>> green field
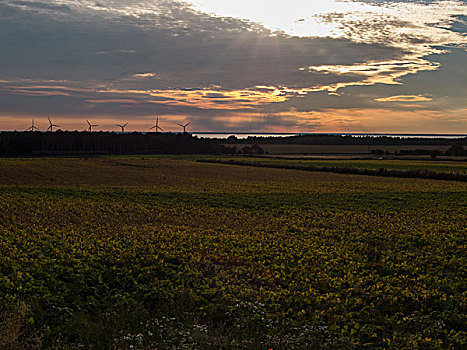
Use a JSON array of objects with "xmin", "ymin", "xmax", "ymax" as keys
[
  {"xmin": 212, "ymin": 157, "xmax": 467, "ymax": 174},
  {"xmin": 228, "ymin": 144, "xmax": 452, "ymax": 155},
  {"xmin": 1, "ymin": 157, "xmax": 466, "ymax": 349}
]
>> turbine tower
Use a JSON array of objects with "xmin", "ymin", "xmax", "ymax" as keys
[
  {"xmin": 177, "ymin": 122, "xmax": 190, "ymax": 133},
  {"xmin": 47, "ymin": 117, "xmax": 60, "ymax": 132},
  {"xmin": 86, "ymin": 119, "xmax": 98, "ymax": 132},
  {"xmin": 116, "ymin": 122, "xmax": 128, "ymax": 133},
  {"xmin": 26, "ymin": 119, "xmax": 39, "ymax": 132},
  {"xmin": 150, "ymin": 117, "xmax": 163, "ymax": 133}
]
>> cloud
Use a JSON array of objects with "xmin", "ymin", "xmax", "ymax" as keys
[
  {"xmin": 375, "ymin": 95, "xmax": 432, "ymax": 102},
  {"xmin": 0, "ymin": 1, "xmax": 403, "ymax": 87},
  {"xmin": 85, "ymin": 99, "xmax": 141, "ymax": 104},
  {"xmin": 304, "ymin": 58, "xmax": 440, "ymax": 92},
  {"xmin": 93, "ymin": 87, "xmax": 288, "ymax": 110},
  {"xmin": 298, "ymin": 107, "xmax": 467, "ymax": 134},
  {"xmin": 314, "ymin": 1, "xmax": 467, "ymax": 51},
  {"xmin": 132, "ymin": 73, "xmax": 157, "ymax": 79},
  {"xmin": 8, "ymin": 0, "xmax": 71, "ymax": 13}
]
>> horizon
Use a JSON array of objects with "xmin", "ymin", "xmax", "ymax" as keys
[{"xmin": 1, "ymin": 129, "xmax": 466, "ymax": 138}]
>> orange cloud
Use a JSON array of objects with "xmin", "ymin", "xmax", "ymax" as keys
[
  {"xmin": 305, "ymin": 58, "xmax": 440, "ymax": 92},
  {"xmin": 303, "ymin": 108, "xmax": 467, "ymax": 134},
  {"xmin": 375, "ymin": 95, "xmax": 432, "ymax": 102},
  {"xmin": 97, "ymin": 87, "xmax": 297, "ymax": 110},
  {"xmin": 0, "ymin": 82, "xmax": 89, "ymax": 97},
  {"xmin": 204, "ymin": 107, "xmax": 466, "ymax": 134},
  {"xmin": 85, "ymin": 99, "xmax": 141, "ymax": 104},
  {"xmin": 1, "ymin": 87, "xmax": 72, "ymax": 97}
]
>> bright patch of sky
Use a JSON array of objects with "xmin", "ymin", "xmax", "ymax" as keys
[
  {"xmin": 189, "ymin": 0, "xmax": 377, "ymax": 37},
  {"xmin": 190, "ymin": 0, "xmax": 466, "ymax": 49}
]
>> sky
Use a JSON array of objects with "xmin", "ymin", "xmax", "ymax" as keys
[{"xmin": 0, "ymin": 0, "xmax": 466, "ymax": 133}]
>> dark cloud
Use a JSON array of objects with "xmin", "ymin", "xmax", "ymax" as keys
[
  {"xmin": 0, "ymin": 0, "xmax": 403, "ymax": 87},
  {"xmin": 9, "ymin": 0, "xmax": 70, "ymax": 12}
]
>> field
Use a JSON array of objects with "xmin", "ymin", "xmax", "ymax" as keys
[
  {"xmin": 226, "ymin": 144, "xmax": 451, "ymax": 155},
  {"xmin": 205, "ymin": 157, "xmax": 467, "ymax": 175},
  {"xmin": 0, "ymin": 157, "xmax": 466, "ymax": 349}
]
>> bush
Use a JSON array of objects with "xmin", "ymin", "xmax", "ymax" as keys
[{"xmin": 445, "ymin": 143, "xmax": 466, "ymax": 156}]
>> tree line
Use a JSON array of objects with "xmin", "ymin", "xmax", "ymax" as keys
[
  {"xmin": 0, "ymin": 132, "xmax": 236, "ymax": 156},
  {"xmin": 224, "ymin": 134, "xmax": 467, "ymax": 146}
]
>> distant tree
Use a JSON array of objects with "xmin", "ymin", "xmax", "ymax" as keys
[
  {"xmin": 241, "ymin": 146, "xmax": 252, "ymax": 155},
  {"xmin": 445, "ymin": 143, "xmax": 466, "ymax": 156},
  {"xmin": 251, "ymin": 144, "xmax": 265, "ymax": 154},
  {"xmin": 241, "ymin": 144, "xmax": 264, "ymax": 155},
  {"xmin": 226, "ymin": 135, "xmax": 238, "ymax": 143}
]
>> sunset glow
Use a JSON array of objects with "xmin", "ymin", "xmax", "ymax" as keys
[{"xmin": 0, "ymin": 0, "xmax": 465, "ymax": 132}]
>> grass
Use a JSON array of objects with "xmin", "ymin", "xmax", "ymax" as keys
[
  {"xmin": 227, "ymin": 144, "xmax": 451, "ymax": 155},
  {"xmin": 198, "ymin": 157, "xmax": 467, "ymax": 182},
  {"xmin": 214, "ymin": 157, "xmax": 467, "ymax": 173},
  {"xmin": 0, "ymin": 156, "xmax": 466, "ymax": 349}
]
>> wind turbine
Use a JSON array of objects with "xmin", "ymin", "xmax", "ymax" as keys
[
  {"xmin": 116, "ymin": 122, "xmax": 128, "ymax": 133},
  {"xmin": 26, "ymin": 119, "xmax": 39, "ymax": 132},
  {"xmin": 177, "ymin": 122, "xmax": 190, "ymax": 133},
  {"xmin": 86, "ymin": 119, "xmax": 98, "ymax": 132},
  {"xmin": 150, "ymin": 117, "xmax": 163, "ymax": 133},
  {"xmin": 47, "ymin": 117, "xmax": 60, "ymax": 132}
]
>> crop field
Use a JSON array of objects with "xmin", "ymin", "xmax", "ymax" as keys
[
  {"xmin": 258, "ymin": 158, "xmax": 467, "ymax": 174},
  {"xmin": 226, "ymin": 144, "xmax": 451, "ymax": 155},
  {"xmin": 0, "ymin": 157, "xmax": 466, "ymax": 349},
  {"xmin": 205, "ymin": 157, "xmax": 467, "ymax": 175}
]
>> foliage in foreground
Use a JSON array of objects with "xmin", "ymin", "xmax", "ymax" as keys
[{"xmin": 0, "ymin": 158, "xmax": 466, "ymax": 349}]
